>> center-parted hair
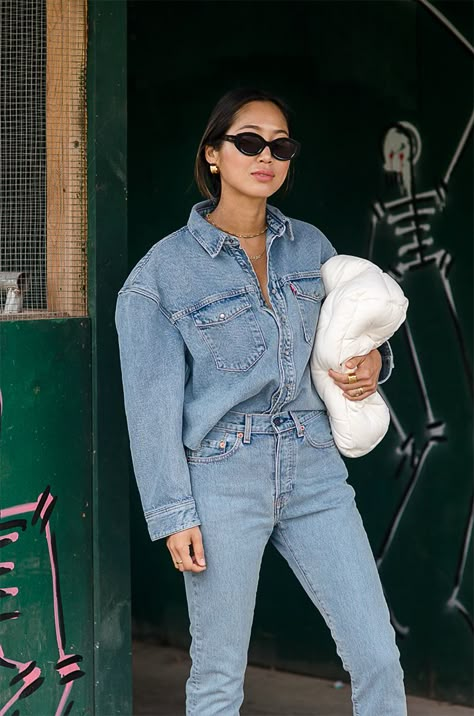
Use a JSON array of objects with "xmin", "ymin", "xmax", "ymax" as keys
[{"xmin": 194, "ymin": 88, "xmax": 296, "ymax": 200}]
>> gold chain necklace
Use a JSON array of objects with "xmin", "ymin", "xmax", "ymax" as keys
[
  {"xmin": 246, "ymin": 249, "xmax": 266, "ymax": 261},
  {"xmin": 206, "ymin": 213, "xmax": 267, "ymax": 239}
]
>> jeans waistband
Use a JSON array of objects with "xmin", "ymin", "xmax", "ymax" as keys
[{"xmin": 214, "ymin": 408, "xmax": 324, "ymax": 443}]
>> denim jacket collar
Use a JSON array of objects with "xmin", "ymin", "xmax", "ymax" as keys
[{"xmin": 187, "ymin": 199, "xmax": 294, "ymax": 258}]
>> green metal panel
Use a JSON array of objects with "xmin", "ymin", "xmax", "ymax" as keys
[
  {"xmin": 127, "ymin": 0, "xmax": 473, "ymax": 705},
  {"xmin": 0, "ymin": 319, "xmax": 93, "ymax": 714},
  {"xmin": 87, "ymin": 1, "xmax": 132, "ymax": 714}
]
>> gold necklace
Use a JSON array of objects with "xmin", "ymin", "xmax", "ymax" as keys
[
  {"xmin": 206, "ymin": 213, "xmax": 267, "ymax": 239},
  {"xmin": 247, "ymin": 249, "xmax": 266, "ymax": 261}
]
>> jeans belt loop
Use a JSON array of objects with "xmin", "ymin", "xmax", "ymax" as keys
[
  {"xmin": 243, "ymin": 414, "xmax": 252, "ymax": 444},
  {"xmin": 289, "ymin": 410, "xmax": 305, "ymax": 437}
]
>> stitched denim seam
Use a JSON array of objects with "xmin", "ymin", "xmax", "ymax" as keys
[
  {"xmin": 193, "ymin": 303, "xmax": 267, "ymax": 372},
  {"xmin": 280, "ymin": 270, "xmax": 321, "ymax": 281},
  {"xmin": 289, "ymin": 288, "xmax": 322, "ymax": 343},
  {"xmin": 118, "ymin": 286, "xmax": 160, "ymax": 305},
  {"xmin": 199, "ymin": 328, "xmax": 266, "ymax": 373},
  {"xmin": 302, "ymin": 412, "xmax": 336, "ymax": 448},
  {"xmin": 186, "ymin": 434, "xmax": 243, "ymax": 463},
  {"xmin": 188, "ymin": 572, "xmax": 202, "ymax": 714},
  {"xmin": 213, "ymin": 410, "xmax": 323, "ymax": 434},
  {"xmin": 304, "ymin": 433, "xmax": 336, "ymax": 449},
  {"xmin": 295, "ymin": 291, "xmax": 323, "ymax": 303},
  {"xmin": 172, "ymin": 287, "xmax": 254, "ymax": 322},
  {"xmin": 123, "ymin": 227, "xmax": 188, "ymax": 284},
  {"xmin": 117, "ymin": 286, "xmax": 177, "ymax": 325},
  {"xmin": 266, "ymin": 206, "xmax": 290, "ymax": 237},
  {"xmin": 194, "ymin": 303, "xmax": 251, "ymax": 326},
  {"xmin": 144, "ymin": 499, "xmax": 195, "ymax": 519},
  {"xmin": 295, "ymin": 298, "xmax": 313, "ymax": 344}
]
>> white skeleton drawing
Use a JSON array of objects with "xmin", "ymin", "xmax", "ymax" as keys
[{"xmin": 367, "ymin": 0, "xmax": 473, "ymax": 638}]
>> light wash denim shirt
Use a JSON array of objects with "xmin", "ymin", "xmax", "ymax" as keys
[{"xmin": 115, "ymin": 199, "xmax": 393, "ymax": 541}]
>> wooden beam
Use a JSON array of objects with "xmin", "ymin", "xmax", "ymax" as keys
[{"xmin": 46, "ymin": 0, "xmax": 87, "ymax": 316}]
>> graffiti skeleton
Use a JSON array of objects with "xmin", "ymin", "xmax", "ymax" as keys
[
  {"xmin": 0, "ymin": 486, "xmax": 85, "ymax": 715},
  {"xmin": 367, "ymin": 0, "xmax": 473, "ymax": 637}
]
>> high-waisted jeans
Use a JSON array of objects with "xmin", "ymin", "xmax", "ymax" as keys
[{"xmin": 182, "ymin": 408, "xmax": 407, "ymax": 716}]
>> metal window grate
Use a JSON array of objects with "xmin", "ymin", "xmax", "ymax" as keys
[{"xmin": 0, "ymin": 0, "xmax": 88, "ymax": 320}]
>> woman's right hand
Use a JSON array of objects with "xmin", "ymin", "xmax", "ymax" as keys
[{"xmin": 166, "ymin": 526, "xmax": 207, "ymax": 573}]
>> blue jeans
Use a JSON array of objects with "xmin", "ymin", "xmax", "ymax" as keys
[{"xmin": 183, "ymin": 408, "xmax": 407, "ymax": 716}]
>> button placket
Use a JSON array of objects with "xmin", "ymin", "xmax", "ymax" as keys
[
  {"xmin": 228, "ymin": 236, "xmax": 277, "ymax": 315},
  {"xmin": 267, "ymin": 272, "xmax": 298, "ymax": 411},
  {"xmin": 271, "ymin": 308, "xmax": 296, "ymax": 409}
]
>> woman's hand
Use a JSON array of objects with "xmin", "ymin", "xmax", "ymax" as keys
[
  {"xmin": 166, "ymin": 526, "xmax": 207, "ymax": 573},
  {"xmin": 328, "ymin": 349, "xmax": 382, "ymax": 401}
]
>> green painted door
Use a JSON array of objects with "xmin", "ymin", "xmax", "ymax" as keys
[{"xmin": 0, "ymin": 319, "xmax": 93, "ymax": 714}]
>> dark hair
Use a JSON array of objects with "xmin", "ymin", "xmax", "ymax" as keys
[{"xmin": 194, "ymin": 88, "xmax": 296, "ymax": 200}]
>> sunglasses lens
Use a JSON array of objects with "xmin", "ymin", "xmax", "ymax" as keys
[
  {"xmin": 234, "ymin": 133, "xmax": 266, "ymax": 155},
  {"xmin": 230, "ymin": 133, "xmax": 300, "ymax": 160},
  {"xmin": 271, "ymin": 139, "xmax": 299, "ymax": 160}
]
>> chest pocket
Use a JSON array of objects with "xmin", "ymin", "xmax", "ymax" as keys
[
  {"xmin": 191, "ymin": 292, "xmax": 266, "ymax": 372},
  {"xmin": 287, "ymin": 276, "xmax": 325, "ymax": 344}
]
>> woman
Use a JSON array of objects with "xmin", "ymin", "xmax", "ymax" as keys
[{"xmin": 115, "ymin": 88, "xmax": 407, "ymax": 716}]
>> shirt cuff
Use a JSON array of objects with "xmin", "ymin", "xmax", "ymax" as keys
[
  {"xmin": 144, "ymin": 499, "xmax": 201, "ymax": 541},
  {"xmin": 377, "ymin": 341, "xmax": 394, "ymax": 385}
]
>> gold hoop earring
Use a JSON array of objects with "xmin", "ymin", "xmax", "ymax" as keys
[{"xmin": 210, "ymin": 164, "xmax": 219, "ymax": 175}]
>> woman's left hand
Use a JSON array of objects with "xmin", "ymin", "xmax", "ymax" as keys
[{"xmin": 328, "ymin": 349, "xmax": 382, "ymax": 401}]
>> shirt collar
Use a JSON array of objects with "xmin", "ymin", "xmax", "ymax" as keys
[{"xmin": 187, "ymin": 199, "xmax": 294, "ymax": 258}]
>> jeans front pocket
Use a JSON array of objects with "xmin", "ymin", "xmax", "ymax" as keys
[
  {"xmin": 185, "ymin": 427, "xmax": 244, "ymax": 463},
  {"xmin": 288, "ymin": 276, "xmax": 324, "ymax": 344},
  {"xmin": 192, "ymin": 292, "xmax": 266, "ymax": 371},
  {"xmin": 302, "ymin": 410, "xmax": 336, "ymax": 449}
]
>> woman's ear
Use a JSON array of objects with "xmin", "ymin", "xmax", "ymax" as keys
[{"xmin": 204, "ymin": 144, "xmax": 218, "ymax": 165}]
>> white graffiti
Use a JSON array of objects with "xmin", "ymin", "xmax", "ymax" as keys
[{"xmin": 367, "ymin": 0, "xmax": 473, "ymax": 637}]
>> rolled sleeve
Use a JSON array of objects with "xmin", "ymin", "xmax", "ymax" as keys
[
  {"xmin": 115, "ymin": 287, "xmax": 201, "ymax": 541},
  {"xmin": 377, "ymin": 340, "xmax": 394, "ymax": 384}
]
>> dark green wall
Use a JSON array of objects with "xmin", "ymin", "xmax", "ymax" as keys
[{"xmin": 127, "ymin": 0, "xmax": 473, "ymax": 705}]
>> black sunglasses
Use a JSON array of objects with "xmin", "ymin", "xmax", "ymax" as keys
[{"xmin": 223, "ymin": 132, "xmax": 301, "ymax": 161}]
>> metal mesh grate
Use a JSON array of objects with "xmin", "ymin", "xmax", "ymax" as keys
[{"xmin": 0, "ymin": 0, "xmax": 87, "ymax": 320}]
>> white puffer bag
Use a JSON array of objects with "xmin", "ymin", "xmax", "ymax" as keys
[{"xmin": 310, "ymin": 255, "xmax": 408, "ymax": 458}]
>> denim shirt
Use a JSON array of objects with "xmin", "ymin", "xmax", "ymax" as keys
[{"xmin": 115, "ymin": 199, "xmax": 393, "ymax": 541}]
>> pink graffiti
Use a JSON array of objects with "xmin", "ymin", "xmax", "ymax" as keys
[
  {"xmin": 0, "ymin": 646, "xmax": 43, "ymax": 715},
  {"xmin": 0, "ymin": 487, "xmax": 84, "ymax": 715}
]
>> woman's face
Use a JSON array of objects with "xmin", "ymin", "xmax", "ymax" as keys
[{"xmin": 205, "ymin": 101, "xmax": 291, "ymax": 201}]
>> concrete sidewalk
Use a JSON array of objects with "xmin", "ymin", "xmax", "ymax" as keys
[{"xmin": 133, "ymin": 641, "xmax": 473, "ymax": 716}]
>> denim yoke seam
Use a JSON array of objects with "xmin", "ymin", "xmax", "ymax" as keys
[
  {"xmin": 118, "ymin": 285, "xmax": 176, "ymax": 327},
  {"xmin": 277, "ymin": 524, "xmax": 362, "ymax": 716}
]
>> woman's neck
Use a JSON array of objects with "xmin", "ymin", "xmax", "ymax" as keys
[{"xmin": 208, "ymin": 195, "xmax": 267, "ymax": 236}]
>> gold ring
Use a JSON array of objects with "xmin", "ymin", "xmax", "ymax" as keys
[
  {"xmin": 347, "ymin": 373, "xmax": 357, "ymax": 384},
  {"xmin": 175, "ymin": 560, "xmax": 183, "ymax": 565},
  {"xmin": 356, "ymin": 388, "xmax": 364, "ymax": 397}
]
